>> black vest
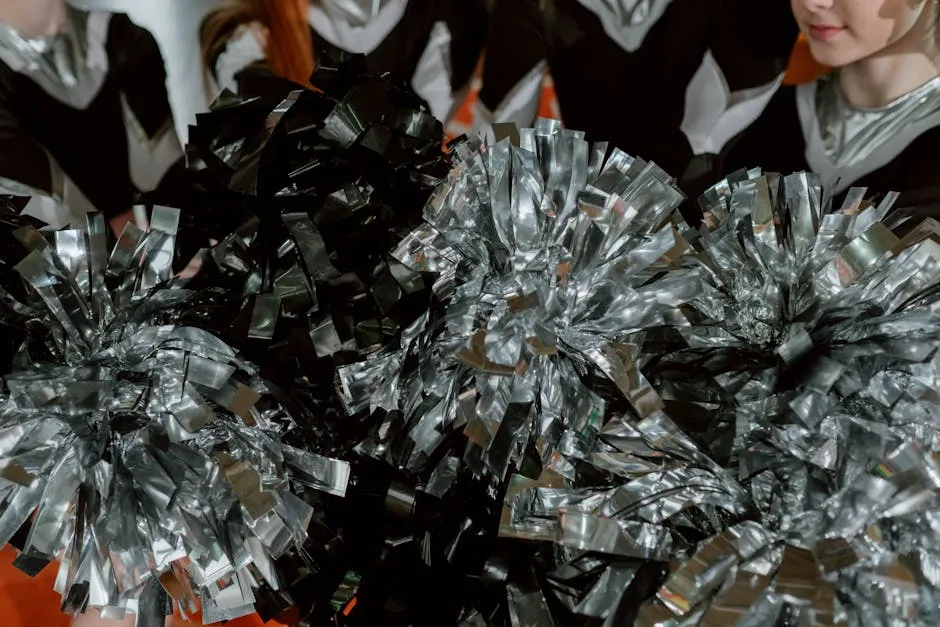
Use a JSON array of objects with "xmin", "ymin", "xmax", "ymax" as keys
[
  {"xmin": 0, "ymin": 13, "xmax": 174, "ymax": 217},
  {"xmin": 478, "ymin": 0, "xmax": 796, "ymax": 171}
]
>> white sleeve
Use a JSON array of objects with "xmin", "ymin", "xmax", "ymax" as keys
[
  {"xmin": 213, "ymin": 25, "xmax": 267, "ymax": 95},
  {"xmin": 0, "ymin": 151, "xmax": 96, "ymax": 230},
  {"xmin": 472, "ymin": 60, "xmax": 547, "ymax": 140},
  {"xmin": 412, "ymin": 21, "xmax": 457, "ymax": 123},
  {"xmin": 680, "ymin": 50, "xmax": 784, "ymax": 156},
  {"xmin": 17, "ymin": 172, "xmax": 97, "ymax": 231},
  {"xmin": 122, "ymin": 94, "xmax": 183, "ymax": 193}
]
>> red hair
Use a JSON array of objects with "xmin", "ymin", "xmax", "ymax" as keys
[
  {"xmin": 200, "ymin": 0, "xmax": 316, "ymax": 91},
  {"xmin": 263, "ymin": 0, "xmax": 315, "ymax": 87}
]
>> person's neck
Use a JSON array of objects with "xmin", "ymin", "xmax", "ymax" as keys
[
  {"xmin": 839, "ymin": 16, "xmax": 940, "ymax": 109},
  {"xmin": 840, "ymin": 52, "xmax": 940, "ymax": 109},
  {"xmin": 0, "ymin": 0, "xmax": 67, "ymax": 38}
]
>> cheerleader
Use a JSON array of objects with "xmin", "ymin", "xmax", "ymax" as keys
[
  {"xmin": 0, "ymin": 0, "xmax": 181, "ymax": 232},
  {"xmin": 200, "ymin": 0, "xmax": 488, "ymax": 123},
  {"xmin": 686, "ymin": 0, "xmax": 940, "ymax": 229},
  {"xmin": 476, "ymin": 0, "xmax": 798, "ymax": 176}
]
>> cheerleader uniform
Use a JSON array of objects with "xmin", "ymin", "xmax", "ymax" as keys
[
  {"xmin": 211, "ymin": 0, "xmax": 488, "ymax": 123},
  {"xmin": 684, "ymin": 73, "xmax": 940, "ymax": 230},
  {"xmin": 0, "ymin": 4, "xmax": 181, "ymax": 229},
  {"xmin": 477, "ymin": 0, "xmax": 797, "ymax": 176}
]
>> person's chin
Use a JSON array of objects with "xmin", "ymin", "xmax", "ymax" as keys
[{"xmin": 807, "ymin": 43, "xmax": 855, "ymax": 70}]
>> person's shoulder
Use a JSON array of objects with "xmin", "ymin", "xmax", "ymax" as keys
[
  {"xmin": 99, "ymin": 11, "xmax": 151, "ymax": 42},
  {"xmin": 743, "ymin": 82, "xmax": 800, "ymax": 135},
  {"xmin": 93, "ymin": 10, "xmax": 162, "ymax": 60},
  {"xmin": 721, "ymin": 83, "xmax": 805, "ymax": 175},
  {"xmin": 886, "ymin": 98, "xmax": 940, "ymax": 167},
  {"xmin": 906, "ymin": 122, "xmax": 940, "ymax": 148},
  {"xmin": 864, "ymin": 110, "xmax": 940, "ymax": 226},
  {"xmin": 767, "ymin": 83, "xmax": 800, "ymax": 110},
  {"xmin": 893, "ymin": 121, "xmax": 940, "ymax": 188},
  {"xmin": 91, "ymin": 10, "xmax": 168, "ymax": 79}
]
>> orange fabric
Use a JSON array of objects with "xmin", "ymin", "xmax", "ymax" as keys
[
  {"xmin": 169, "ymin": 606, "xmax": 272, "ymax": 627},
  {"xmin": 448, "ymin": 36, "xmax": 826, "ymax": 139},
  {"xmin": 784, "ymin": 34, "xmax": 829, "ymax": 85},
  {"xmin": 0, "ymin": 546, "xmax": 283, "ymax": 627},
  {"xmin": 0, "ymin": 546, "xmax": 70, "ymax": 627},
  {"xmin": 170, "ymin": 612, "xmax": 269, "ymax": 627},
  {"xmin": 446, "ymin": 74, "xmax": 560, "ymax": 140}
]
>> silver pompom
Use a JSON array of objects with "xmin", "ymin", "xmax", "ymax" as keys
[
  {"xmin": 458, "ymin": 166, "xmax": 940, "ymax": 625},
  {"xmin": 336, "ymin": 120, "xmax": 697, "ymax": 482},
  {"xmin": 0, "ymin": 209, "xmax": 349, "ymax": 624},
  {"xmin": 633, "ymin": 172, "xmax": 940, "ymax": 625}
]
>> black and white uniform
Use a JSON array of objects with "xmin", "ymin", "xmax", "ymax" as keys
[
  {"xmin": 0, "ymin": 4, "xmax": 181, "ymax": 229},
  {"xmin": 690, "ymin": 73, "xmax": 940, "ymax": 231},
  {"xmin": 212, "ymin": 0, "xmax": 488, "ymax": 123},
  {"xmin": 477, "ymin": 0, "xmax": 797, "ymax": 175}
]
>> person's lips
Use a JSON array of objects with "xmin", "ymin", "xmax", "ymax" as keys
[{"xmin": 808, "ymin": 24, "xmax": 846, "ymax": 41}]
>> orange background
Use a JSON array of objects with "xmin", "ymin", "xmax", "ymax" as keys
[{"xmin": 0, "ymin": 546, "xmax": 274, "ymax": 627}]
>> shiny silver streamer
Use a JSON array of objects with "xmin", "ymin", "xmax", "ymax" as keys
[
  {"xmin": 622, "ymin": 173, "xmax": 940, "ymax": 626},
  {"xmin": 0, "ymin": 210, "xmax": 349, "ymax": 624},
  {"xmin": 499, "ymin": 411, "xmax": 750, "ymax": 625},
  {"xmin": 482, "ymin": 170, "xmax": 940, "ymax": 625},
  {"xmin": 335, "ymin": 121, "xmax": 709, "ymax": 625},
  {"xmin": 337, "ymin": 120, "xmax": 695, "ymax": 481},
  {"xmin": 345, "ymin": 129, "xmax": 940, "ymax": 624}
]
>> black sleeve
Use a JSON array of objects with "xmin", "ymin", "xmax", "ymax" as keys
[
  {"xmin": 0, "ymin": 97, "xmax": 54, "ymax": 197},
  {"xmin": 720, "ymin": 86, "xmax": 804, "ymax": 174},
  {"xmin": 650, "ymin": 0, "xmax": 796, "ymax": 189},
  {"xmin": 441, "ymin": 0, "xmax": 488, "ymax": 91},
  {"xmin": 107, "ymin": 13, "xmax": 174, "ymax": 139},
  {"xmin": 676, "ymin": 86, "xmax": 805, "ymax": 222},
  {"xmin": 711, "ymin": 0, "xmax": 798, "ymax": 92},
  {"xmin": 477, "ymin": 0, "xmax": 546, "ymax": 112},
  {"xmin": 880, "ymin": 128, "xmax": 940, "ymax": 234}
]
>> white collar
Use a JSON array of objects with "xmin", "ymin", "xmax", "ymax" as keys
[
  {"xmin": 573, "ymin": 0, "xmax": 673, "ymax": 53},
  {"xmin": 308, "ymin": 0, "xmax": 409, "ymax": 55},
  {"xmin": 798, "ymin": 80, "xmax": 940, "ymax": 194},
  {"xmin": 0, "ymin": 8, "xmax": 109, "ymax": 74},
  {"xmin": 0, "ymin": 8, "xmax": 110, "ymax": 110}
]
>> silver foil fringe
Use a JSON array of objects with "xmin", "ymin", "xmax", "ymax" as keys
[
  {"xmin": 0, "ymin": 209, "xmax": 349, "ymax": 624},
  {"xmin": 338, "ymin": 120, "xmax": 695, "ymax": 483}
]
